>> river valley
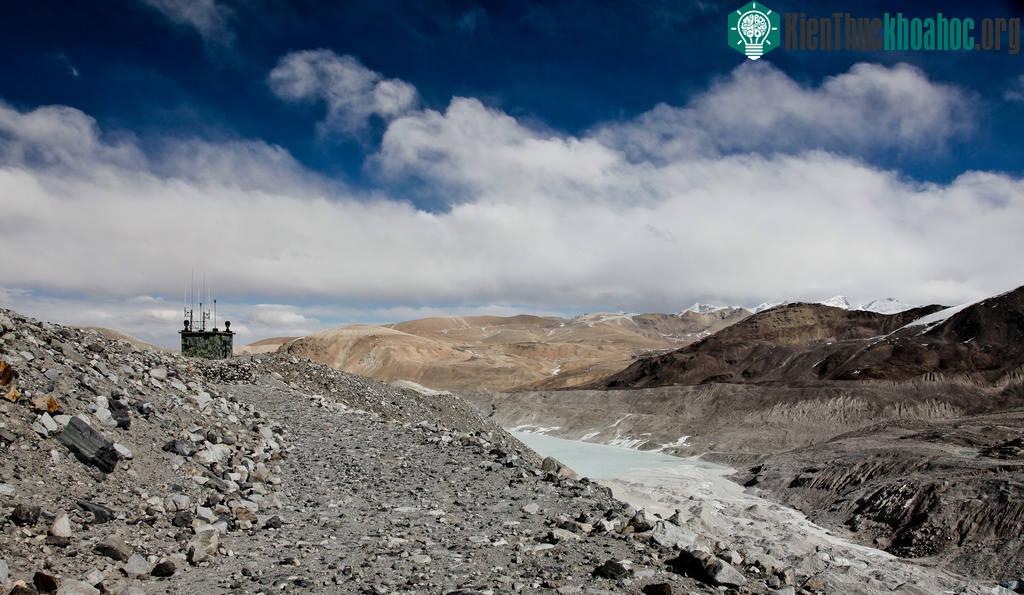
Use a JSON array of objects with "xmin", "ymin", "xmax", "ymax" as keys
[{"xmin": 512, "ymin": 431, "xmax": 995, "ymax": 595}]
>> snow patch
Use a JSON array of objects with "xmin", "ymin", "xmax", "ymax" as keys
[
  {"xmin": 857, "ymin": 298, "xmax": 915, "ymax": 314},
  {"xmin": 655, "ymin": 436, "xmax": 690, "ymax": 452},
  {"xmin": 607, "ymin": 436, "xmax": 648, "ymax": 449},
  {"xmin": 817, "ymin": 296, "xmax": 852, "ymax": 309},
  {"xmin": 681, "ymin": 302, "xmax": 730, "ymax": 315},
  {"xmin": 509, "ymin": 424, "xmax": 561, "ymax": 435},
  {"xmin": 753, "ymin": 301, "xmax": 784, "ymax": 313}
]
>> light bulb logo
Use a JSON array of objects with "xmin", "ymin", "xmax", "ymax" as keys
[{"xmin": 728, "ymin": 2, "xmax": 781, "ymax": 61}]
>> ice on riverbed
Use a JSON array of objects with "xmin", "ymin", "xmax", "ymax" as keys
[
  {"xmin": 509, "ymin": 424, "xmax": 561, "ymax": 435},
  {"xmin": 515, "ymin": 431, "xmax": 965, "ymax": 594},
  {"xmin": 655, "ymin": 436, "xmax": 690, "ymax": 451}
]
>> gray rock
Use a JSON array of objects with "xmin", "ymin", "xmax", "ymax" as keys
[
  {"xmin": 49, "ymin": 513, "xmax": 73, "ymax": 538},
  {"xmin": 149, "ymin": 367, "xmax": 168, "ymax": 380},
  {"xmin": 92, "ymin": 408, "xmax": 118, "ymax": 429},
  {"xmin": 705, "ymin": 559, "xmax": 746, "ymax": 588},
  {"xmin": 189, "ymin": 392, "xmax": 213, "ymax": 410},
  {"xmin": 151, "ymin": 560, "xmax": 176, "ymax": 577},
  {"xmin": 629, "ymin": 509, "xmax": 658, "ymax": 532},
  {"xmin": 122, "ymin": 553, "xmax": 150, "ymax": 578},
  {"xmin": 77, "ymin": 500, "xmax": 114, "ymax": 524},
  {"xmin": 94, "ymin": 536, "xmax": 133, "ymax": 561},
  {"xmin": 112, "ymin": 443, "xmax": 133, "ymax": 460},
  {"xmin": 56, "ymin": 417, "xmax": 119, "ymax": 473},
  {"xmin": 593, "ymin": 559, "xmax": 631, "ymax": 580},
  {"xmin": 545, "ymin": 528, "xmax": 582, "ymax": 543},
  {"xmin": 650, "ymin": 520, "xmax": 698, "ymax": 550},
  {"xmin": 10, "ymin": 503, "xmax": 40, "ymax": 526},
  {"xmin": 56, "ymin": 579, "xmax": 100, "ymax": 595},
  {"xmin": 194, "ymin": 443, "xmax": 232, "ymax": 466},
  {"xmin": 521, "ymin": 502, "xmax": 540, "ymax": 515},
  {"xmin": 187, "ymin": 529, "xmax": 219, "ymax": 564},
  {"xmin": 38, "ymin": 413, "xmax": 61, "ymax": 434},
  {"xmin": 541, "ymin": 456, "xmax": 577, "ymax": 479}
]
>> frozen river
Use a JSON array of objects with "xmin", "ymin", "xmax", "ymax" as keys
[
  {"xmin": 510, "ymin": 430, "xmax": 980, "ymax": 594},
  {"xmin": 510, "ymin": 430, "xmax": 697, "ymax": 480}
]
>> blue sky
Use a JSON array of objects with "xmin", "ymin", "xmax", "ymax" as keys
[{"xmin": 1, "ymin": 0, "xmax": 1023, "ymax": 346}]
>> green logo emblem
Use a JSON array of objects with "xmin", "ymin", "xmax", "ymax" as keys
[{"xmin": 729, "ymin": 2, "xmax": 780, "ymax": 60}]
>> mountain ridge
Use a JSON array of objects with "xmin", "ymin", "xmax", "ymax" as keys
[{"xmin": 599, "ymin": 285, "xmax": 1024, "ymax": 389}]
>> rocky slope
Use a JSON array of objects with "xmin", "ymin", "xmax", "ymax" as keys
[
  {"xmin": 273, "ymin": 309, "xmax": 752, "ymax": 393},
  {"xmin": 736, "ymin": 406, "xmax": 1024, "ymax": 582},
  {"xmin": 2, "ymin": 306, "xmax": 914, "ymax": 595},
  {"xmin": 601, "ymin": 285, "xmax": 1024, "ymax": 389},
  {"xmin": 598, "ymin": 303, "xmax": 944, "ymax": 388}
]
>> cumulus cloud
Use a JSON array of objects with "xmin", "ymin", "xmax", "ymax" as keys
[
  {"xmin": 594, "ymin": 62, "xmax": 972, "ymax": 161},
  {"xmin": 0, "ymin": 102, "xmax": 144, "ymax": 172},
  {"xmin": 0, "ymin": 60, "xmax": 1021, "ymax": 342},
  {"xmin": 269, "ymin": 51, "xmax": 418, "ymax": 136},
  {"xmin": 142, "ymin": 0, "xmax": 235, "ymax": 46}
]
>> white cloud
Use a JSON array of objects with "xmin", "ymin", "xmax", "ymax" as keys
[
  {"xmin": 142, "ymin": 0, "xmax": 235, "ymax": 46},
  {"xmin": 269, "ymin": 51, "xmax": 418, "ymax": 136},
  {"xmin": 1005, "ymin": 74, "xmax": 1024, "ymax": 102},
  {"xmin": 594, "ymin": 62, "xmax": 972, "ymax": 161},
  {"xmin": 0, "ymin": 102, "xmax": 144, "ymax": 172},
  {"xmin": 0, "ymin": 61, "xmax": 1021, "ymax": 341}
]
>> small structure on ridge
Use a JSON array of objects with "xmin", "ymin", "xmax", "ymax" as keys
[{"xmin": 180, "ymin": 276, "xmax": 233, "ymax": 359}]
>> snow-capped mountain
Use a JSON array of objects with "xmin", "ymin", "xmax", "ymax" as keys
[
  {"xmin": 814, "ymin": 295, "xmax": 917, "ymax": 314},
  {"xmin": 817, "ymin": 296, "xmax": 852, "ymax": 309},
  {"xmin": 858, "ymin": 298, "xmax": 915, "ymax": 314},
  {"xmin": 680, "ymin": 302, "xmax": 731, "ymax": 315},
  {"xmin": 722, "ymin": 296, "xmax": 916, "ymax": 315},
  {"xmin": 753, "ymin": 302, "xmax": 784, "ymax": 313}
]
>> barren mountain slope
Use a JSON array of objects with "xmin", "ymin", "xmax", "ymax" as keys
[
  {"xmin": 279, "ymin": 309, "xmax": 752, "ymax": 392},
  {"xmin": 278, "ymin": 324, "xmax": 538, "ymax": 392},
  {"xmin": 600, "ymin": 303, "xmax": 943, "ymax": 388},
  {"xmin": 75, "ymin": 327, "xmax": 167, "ymax": 353},
  {"xmin": 601, "ymin": 286, "xmax": 1024, "ymax": 389},
  {"xmin": 823, "ymin": 285, "xmax": 1024, "ymax": 382},
  {"xmin": 234, "ymin": 336, "xmax": 298, "ymax": 355}
]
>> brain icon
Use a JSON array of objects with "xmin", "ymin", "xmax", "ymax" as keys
[{"xmin": 740, "ymin": 13, "xmax": 768, "ymax": 39}]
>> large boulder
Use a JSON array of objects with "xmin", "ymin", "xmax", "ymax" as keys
[
  {"xmin": 668, "ymin": 547, "xmax": 747, "ymax": 588},
  {"xmin": 56, "ymin": 418, "xmax": 119, "ymax": 473},
  {"xmin": 650, "ymin": 520, "xmax": 698, "ymax": 550},
  {"xmin": 540, "ymin": 456, "xmax": 577, "ymax": 479},
  {"xmin": 629, "ymin": 509, "xmax": 659, "ymax": 532}
]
